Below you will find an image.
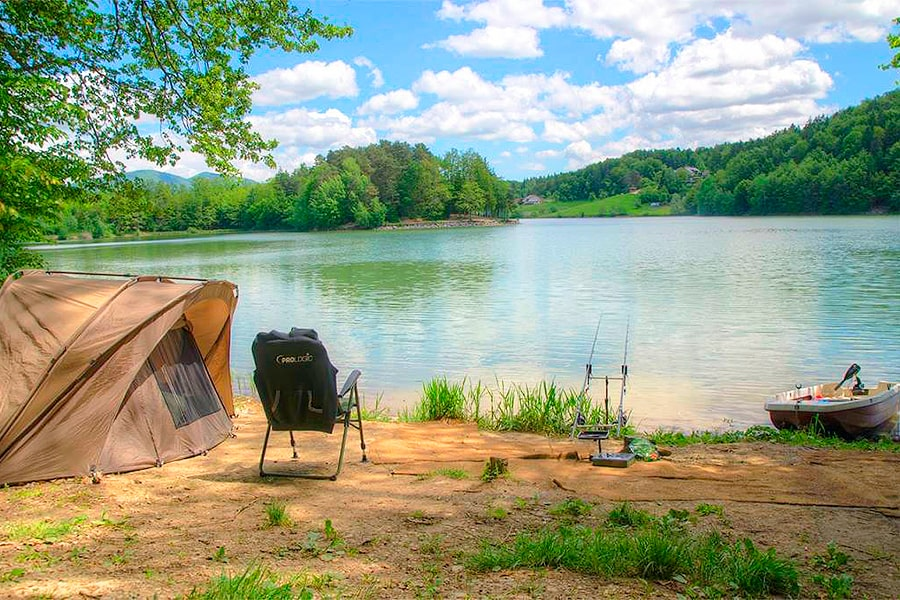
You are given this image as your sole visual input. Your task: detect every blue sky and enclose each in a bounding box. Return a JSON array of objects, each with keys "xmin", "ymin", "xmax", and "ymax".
[{"xmin": 126, "ymin": 0, "xmax": 899, "ymax": 182}]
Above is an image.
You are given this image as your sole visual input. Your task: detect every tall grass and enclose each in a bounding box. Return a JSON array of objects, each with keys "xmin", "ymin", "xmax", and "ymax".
[
  {"xmin": 405, "ymin": 377, "xmax": 622, "ymax": 436},
  {"xmin": 469, "ymin": 503, "xmax": 800, "ymax": 598},
  {"xmin": 648, "ymin": 424, "xmax": 899, "ymax": 452},
  {"xmin": 182, "ymin": 564, "xmax": 319, "ymax": 599}
]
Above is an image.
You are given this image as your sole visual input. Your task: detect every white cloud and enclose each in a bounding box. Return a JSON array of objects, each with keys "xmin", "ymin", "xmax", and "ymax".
[
  {"xmin": 521, "ymin": 161, "xmax": 547, "ymax": 171},
  {"xmin": 605, "ymin": 38, "xmax": 671, "ymax": 74},
  {"xmin": 357, "ymin": 89, "xmax": 419, "ymax": 115},
  {"xmin": 382, "ymin": 103, "xmax": 537, "ymax": 143},
  {"xmin": 426, "ymin": 25, "xmax": 543, "ymax": 58},
  {"xmin": 564, "ymin": 140, "xmax": 605, "ymax": 169},
  {"xmin": 248, "ymin": 108, "xmax": 376, "ymax": 150},
  {"xmin": 441, "ymin": 0, "xmax": 567, "ymax": 29},
  {"xmin": 252, "ymin": 61, "xmax": 358, "ymax": 106},
  {"xmin": 499, "ymin": 150, "xmax": 512, "ymax": 158},
  {"xmin": 353, "ymin": 56, "xmax": 385, "ymax": 88},
  {"xmin": 535, "ymin": 149, "xmax": 562, "ymax": 158}
]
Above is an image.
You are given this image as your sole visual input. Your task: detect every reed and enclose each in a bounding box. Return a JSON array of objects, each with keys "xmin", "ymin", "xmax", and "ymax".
[{"xmin": 408, "ymin": 377, "xmax": 619, "ymax": 436}]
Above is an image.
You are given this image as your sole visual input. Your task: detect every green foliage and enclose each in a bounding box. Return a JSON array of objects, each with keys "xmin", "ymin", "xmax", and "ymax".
[
  {"xmin": 4, "ymin": 515, "xmax": 87, "ymax": 542},
  {"xmin": 182, "ymin": 564, "xmax": 315, "ymax": 600},
  {"xmin": 695, "ymin": 503, "xmax": 724, "ymax": 517},
  {"xmin": 211, "ymin": 546, "xmax": 228, "ymax": 564},
  {"xmin": 481, "ymin": 458, "xmax": 508, "ymax": 482},
  {"xmin": 426, "ymin": 468, "xmax": 469, "ymax": 480},
  {"xmin": 469, "ymin": 505, "xmax": 800, "ymax": 598},
  {"xmin": 263, "ymin": 501, "xmax": 292, "ymax": 528},
  {"xmin": 521, "ymin": 90, "xmax": 900, "ymax": 216},
  {"xmin": 812, "ymin": 573, "xmax": 854, "ymax": 600},
  {"xmin": 0, "ymin": 0, "xmax": 351, "ymax": 278},
  {"xmin": 407, "ymin": 376, "xmax": 468, "ymax": 421},
  {"xmin": 0, "ymin": 567, "xmax": 25, "ymax": 583},
  {"xmin": 647, "ymin": 424, "xmax": 899, "ymax": 452},
  {"xmin": 812, "ymin": 542, "xmax": 851, "ymax": 572},
  {"xmin": 882, "ymin": 17, "xmax": 900, "ymax": 79},
  {"xmin": 606, "ymin": 502, "xmax": 653, "ymax": 528},
  {"xmin": 549, "ymin": 498, "xmax": 593, "ymax": 519},
  {"xmin": 404, "ymin": 377, "xmax": 627, "ymax": 437}
]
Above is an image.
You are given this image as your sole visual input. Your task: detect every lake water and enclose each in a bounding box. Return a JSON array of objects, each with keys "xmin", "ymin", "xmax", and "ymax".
[{"xmin": 40, "ymin": 216, "xmax": 900, "ymax": 430}]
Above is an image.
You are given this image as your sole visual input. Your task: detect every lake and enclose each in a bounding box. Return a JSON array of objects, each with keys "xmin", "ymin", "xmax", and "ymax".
[{"xmin": 40, "ymin": 216, "xmax": 900, "ymax": 430}]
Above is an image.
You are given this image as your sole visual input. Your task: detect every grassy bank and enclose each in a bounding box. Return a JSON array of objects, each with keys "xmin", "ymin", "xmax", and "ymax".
[
  {"xmin": 515, "ymin": 193, "xmax": 673, "ymax": 218},
  {"xmin": 405, "ymin": 377, "xmax": 898, "ymax": 451}
]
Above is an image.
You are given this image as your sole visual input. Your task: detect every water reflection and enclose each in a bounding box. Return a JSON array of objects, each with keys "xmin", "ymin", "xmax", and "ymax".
[{"xmin": 41, "ymin": 216, "xmax": 900, "ymax": 430}]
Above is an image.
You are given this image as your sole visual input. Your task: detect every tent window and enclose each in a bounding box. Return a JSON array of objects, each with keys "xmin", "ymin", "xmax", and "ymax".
[{"xmin": 149, "ymin": 328, "xmax": 222, "ymax": 428}]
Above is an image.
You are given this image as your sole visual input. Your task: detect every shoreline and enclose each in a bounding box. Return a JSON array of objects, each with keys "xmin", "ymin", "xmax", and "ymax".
[{"xmin": 377, "ymin": 216, "xmax": 517, "ymax": 230}]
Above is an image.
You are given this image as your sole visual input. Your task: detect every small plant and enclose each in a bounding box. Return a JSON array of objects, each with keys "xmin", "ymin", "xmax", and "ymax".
[
  {"xmin": 106, "ymin": 549, "xmax": 134, "ymax": 566},
  {"xmin": 549, "ymin": 498, "xmax": 592, "ymax": 518},
  {"xmin": 0, "ymin": 568, "xmax": 25, "ymax": 583},
  {"xmin": 486, "ymin": 506, "xmax": 508, "ymax": 520},
  {"xmin": 695, "ymin": 503, "xmax": 724, "ymax": 517},
  {"xmin": 263, "ymin": 500, "xmax": 293, "ymax": 528},
  {"xmin": 812, "ymin": 573, "xmax": 854, "ymax": 600},
  {"xmin": 430, "ymin": 468, "xmax": 468, "ymax": 480},
  {"xmin": 481, "ymin": 457, "xmax": 508, "ymax": 482},
  {"xmin": 419, "ymin": 534, "xmax": 445, "ymax": 556},
  {"xmin": 68, "ymin": 546, "xmax": 87, "ymax": 563},
  {"xmin": 144, "ymin": 568, "xmax": 156, "ymax": 579},
  {"xmin": 606, "ymin": 502, "xmax": 652, "ymax": 528},
  {"xmin": 94, "ymin": 511, "xmax": 133, "ymax": 531},
  {"xmin": 17, "ymin": 547, "xmax": 59, "ymax": 566},
  {"xmin": 182, "ymin": 564, "xmax": 314, "ymax": 599},
  {"xmin": 812, "ymin": 541, "xmax": 850, "ymax": 571},
  {"xmin": 211, "ymin": 546, "xmax": 228, "ymax": 563}
]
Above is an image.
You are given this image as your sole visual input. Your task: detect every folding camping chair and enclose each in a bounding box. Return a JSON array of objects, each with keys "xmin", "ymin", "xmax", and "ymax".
[{"xmin": 252, "ymin": 329, "xmax": 367, "ymax": 480}]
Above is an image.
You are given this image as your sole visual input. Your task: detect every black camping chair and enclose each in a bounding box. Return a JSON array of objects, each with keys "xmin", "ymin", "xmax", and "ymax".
[{"xmin": 252, "ymin": 328, "xmax": 367, "ymax": 480}]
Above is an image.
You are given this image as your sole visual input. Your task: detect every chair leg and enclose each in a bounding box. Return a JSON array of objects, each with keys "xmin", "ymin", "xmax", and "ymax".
[
  {"xmin": 289, "ymin": 431, "xmax": 298, "ymax": 459},
  {"xmin": 259, "ymin": 424, "xmax": 272, "ymax": 477},
  {"xmin": 353, "ymin": 386, "xmax": 368, "ymax": 462}
]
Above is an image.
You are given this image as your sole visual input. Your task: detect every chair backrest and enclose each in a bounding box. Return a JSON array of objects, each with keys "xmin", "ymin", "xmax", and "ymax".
[{"xmin": 252, "ymin": 329, "xmax": 338, "ymax": 433}]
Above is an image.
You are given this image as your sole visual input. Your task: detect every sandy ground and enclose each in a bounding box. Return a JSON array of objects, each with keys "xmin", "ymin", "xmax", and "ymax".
[{"xmin": 1, "ymin": 400, "xmax": 898, "ymax": 599}]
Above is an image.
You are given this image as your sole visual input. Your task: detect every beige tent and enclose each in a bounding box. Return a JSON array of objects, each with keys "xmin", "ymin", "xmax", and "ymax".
[{"xmin": 0, "ymin": 270, "xmax": 238, "ymax": 485}]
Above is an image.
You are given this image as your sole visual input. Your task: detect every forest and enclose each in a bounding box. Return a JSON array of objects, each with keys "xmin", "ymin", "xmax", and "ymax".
[
  {"xmin": 45, "ymin": 89, "xmax": 899, "ymax": 241},
  {"xmin": 48, "ymin": 143, "xmax": 512, "ymax": 239},
  {"xmin": 517, "ymin": 89, "xmax": 900, "ymax": 216}
]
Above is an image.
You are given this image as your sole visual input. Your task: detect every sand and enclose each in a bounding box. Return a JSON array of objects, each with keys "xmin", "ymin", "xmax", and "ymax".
[{"xmin": 1, "ymin": 400, "xmax": 898, "ymax": 598}]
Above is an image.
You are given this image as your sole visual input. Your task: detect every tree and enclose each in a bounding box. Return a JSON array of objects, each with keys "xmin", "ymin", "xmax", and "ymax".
[
  {"xmin": 0, "ymin": 0, "xmax": 351, "ymax": 275},
  {"xmin": 882, "ymin": 17, "xmax": 900, "ymax": 80}
]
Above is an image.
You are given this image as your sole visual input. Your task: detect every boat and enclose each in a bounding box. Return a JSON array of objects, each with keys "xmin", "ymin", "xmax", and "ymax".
[{"xmin": 765, "ymin": 365, "xmax": 899, "ymax": 439}]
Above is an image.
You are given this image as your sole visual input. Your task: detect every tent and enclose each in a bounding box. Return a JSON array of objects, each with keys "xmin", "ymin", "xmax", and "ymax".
[{"xmin": 0, "ymin": 270, "xmax": 239, "ymax": 485}]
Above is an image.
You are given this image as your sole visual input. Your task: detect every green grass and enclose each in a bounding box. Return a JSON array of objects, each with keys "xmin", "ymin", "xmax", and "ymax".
[
  {"xmin": 406, "ymin": 377, "xmax": 630, "ymax": 437},
  {"xmin": 181, "ymin": 564, "xmax": 323, "ymax": 599},
  {"xmin": 515, "ymin": 194, "xmax": 673, "ymax": 219},
  {"xmin": 549, "ymin": 498, "xmax": 593, "ymax": 519},
  {"xmin": 426, "ymin": 468, "xmax": 469, "ymax": 480},
  {"xmin": 263, "ymin": 501, "xmax": 292, "ymax": 528},
  {"xmin": 648, "ymin": 424, "xmax": 899, "ymax": 451},
  {"xmin": 4, "ymin": 515, "xmax": 88, "ymax": 542},
  {"xmin": 468, "ymin": 502, "xmax": 800, "ymax": 598}
]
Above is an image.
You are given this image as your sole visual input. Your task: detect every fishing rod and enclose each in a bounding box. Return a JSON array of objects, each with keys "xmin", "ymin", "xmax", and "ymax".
[
  {"xmin": 616, "ymin": 319, "xmax": 630, "ymax": 436},
  {"xmin": 571, "ymin": 315, "xmax": 602, "ymax": 438}
]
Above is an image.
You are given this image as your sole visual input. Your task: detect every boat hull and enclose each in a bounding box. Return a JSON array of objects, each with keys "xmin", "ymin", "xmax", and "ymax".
[{"xmin": 765, "ymin": 382, "xmax": 899, "ymax": 439}]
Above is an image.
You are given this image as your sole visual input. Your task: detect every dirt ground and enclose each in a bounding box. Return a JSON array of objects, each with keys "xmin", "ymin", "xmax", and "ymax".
[{"xmin": 1, "ymin": 400, "xmax": 898, "ymax": 599}]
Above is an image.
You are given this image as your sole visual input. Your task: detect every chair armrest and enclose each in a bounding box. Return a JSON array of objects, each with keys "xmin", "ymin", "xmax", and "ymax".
[{"xmin": 338, "ymin": 369, "xmax": 361, "ymax": 398}]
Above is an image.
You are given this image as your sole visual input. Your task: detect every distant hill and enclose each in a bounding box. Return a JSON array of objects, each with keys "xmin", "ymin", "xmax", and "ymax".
[
  {"xmin": 125, "ymin": 170, "xmax": 191, "ymax": 186},
  {"xmin": 125, "ymin": 170, "xmax": 256, "ymax": 186},
  {"xmin": 517, "ymin": 89, "xmax": 900, "ymax": 215}
]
